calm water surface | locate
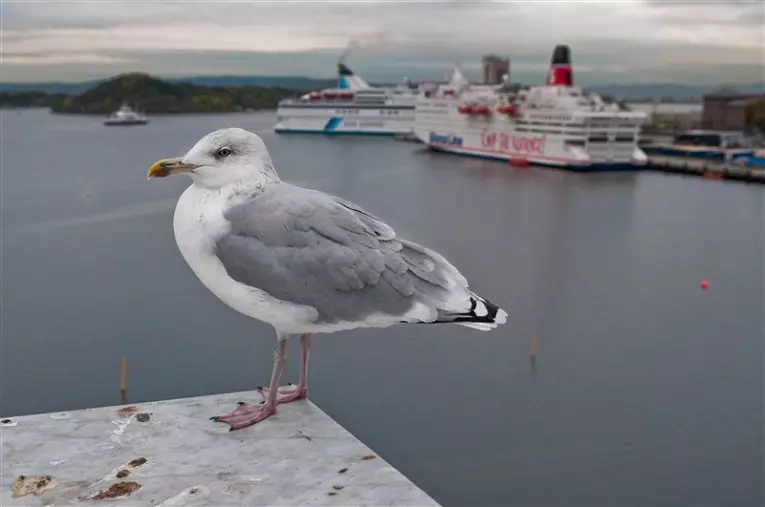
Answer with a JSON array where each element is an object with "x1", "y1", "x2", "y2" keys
[{"x1": 2, "y1": 109, "x2": 762, "y2": 506}]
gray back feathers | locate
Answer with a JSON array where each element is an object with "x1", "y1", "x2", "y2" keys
[{"x1": 214, "y1": 183, "x2": 470, "y2": 325}]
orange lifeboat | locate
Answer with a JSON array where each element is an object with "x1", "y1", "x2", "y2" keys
[
  {"x1": 338, "y1": 92, "x2": 354, "y2": 100},
  {"x1": 497, "y1": 104, "x2": 517, "y2": 115},
  {"x1": 458, "y1": 105, "x2": 474, "y2": 114},
  {"x1": 323, "y1": 91, "x2": 337, "y2": 100}
]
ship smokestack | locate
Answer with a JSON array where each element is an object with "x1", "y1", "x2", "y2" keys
[
  {"x1": 337, "y1": 62, "x2": 354, "y2": 89},
  {"x1": 338, "y1": 62, "x2": 354, "y2": 77},
  {"x1": 336, "y1": 60, "x2": 370, "y2": 90},
  {"x1": 546, "y1": 44, "x2": 573, "y2": 87}
]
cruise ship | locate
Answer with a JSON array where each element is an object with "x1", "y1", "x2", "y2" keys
[
  {"x1": 274, "y1": 61, "x2": 416, "y2": 135},
  {"x1": 413, "y1": 45, "x2": 649, "y2": 171}
]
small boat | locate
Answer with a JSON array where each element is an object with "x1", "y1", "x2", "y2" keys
[{"x1": 104, "y1": 103, "x2": 148, "y2": 126}]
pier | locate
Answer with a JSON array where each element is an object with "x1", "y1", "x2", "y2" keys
[
  {"x1": 646, "y1": 155, "x2": 765, "y2": 183},
  {"x1": 1, "y1": 393, "x2": 439, "y2": 506}
]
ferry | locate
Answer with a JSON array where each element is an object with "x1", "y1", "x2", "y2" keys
[
  {"x1": 274, "y1": 60, "x2": 416, "y2": 135},
  {"x1": 413, "y1": 45, "x2": 649, "y2": 171},
  {"x1": 103, "y1": 102, "x2": 148, "y2": 126}
]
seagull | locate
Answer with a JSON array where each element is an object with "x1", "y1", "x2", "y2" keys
[{"x1": 148, "y1": 128, "x2": 507, "y2": 431}]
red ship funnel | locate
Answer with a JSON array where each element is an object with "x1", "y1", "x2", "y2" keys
[{"x1": 546, "y1": 44, "x2": 573, "y2": 86}]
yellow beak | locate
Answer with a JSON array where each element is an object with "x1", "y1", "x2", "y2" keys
[{"x1": 147, "y1": 157, "x2": 196, "y2": 179}]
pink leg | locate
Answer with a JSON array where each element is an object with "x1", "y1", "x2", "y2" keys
[
  {"x1": 259, "y1": 334, "x2": 311, "y2": 404},
  {"x1": 211, "y1": 339, "x2": 286, "y2": 431}
]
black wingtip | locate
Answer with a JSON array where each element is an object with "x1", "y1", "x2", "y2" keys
[{"x1": 430, "y1": 294, "x2": 504, "y2": 325}]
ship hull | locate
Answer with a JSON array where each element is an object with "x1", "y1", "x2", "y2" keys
[
  {"x1": 428, "y1": 143, "x2": 644, "y2": 171},
  {"x1": 274, "y1": 104, "x2": 415, "y2": 136},
  {"x1": 414, "y1": 109, "x2": 647, "y2": 172},
  {"x1": 104, "y1": 119, "x2": 148, "y2": 126}
]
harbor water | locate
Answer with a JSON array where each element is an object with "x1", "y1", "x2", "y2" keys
[{"x1": 1, "y1": 109, "x2": 762, "y2": 506}]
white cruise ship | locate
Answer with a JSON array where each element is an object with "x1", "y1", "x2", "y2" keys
[
  {"x1": 274, "y1": 61, "x2": 416, "y2": 135},
  {"x1": 413, "y1": 45, "x2": 649, "y2": 171}
]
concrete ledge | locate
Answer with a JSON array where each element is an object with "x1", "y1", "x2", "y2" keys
[{"x1": 1, "y1": 392, "x2": 439, "y2": 506}]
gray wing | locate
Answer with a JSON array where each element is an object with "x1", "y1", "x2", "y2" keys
[{"x1": 215, "y1": 183, "x2": 471, "y2": 326}]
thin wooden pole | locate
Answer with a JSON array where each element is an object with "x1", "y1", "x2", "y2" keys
[{"x1": 120, "y1": 357, "x2": 128, "y2": 405}]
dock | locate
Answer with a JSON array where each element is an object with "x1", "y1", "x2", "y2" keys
[
  {"x1": 393, "y1": 132, "x2": 422, "y2": 143},
  {"x1": 647, "y1": 155, "x2": 765, "y2": 183},
  {"x1": 1, "y1": 392, "x2": 439, "y2": 506}
]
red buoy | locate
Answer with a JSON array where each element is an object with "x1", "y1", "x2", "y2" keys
[{"x1": 700, "y1": 280, "x2": 709, "y2": 290}]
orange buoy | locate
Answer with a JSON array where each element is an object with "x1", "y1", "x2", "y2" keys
[{"x1": 700, "y1": 280, "x2": 709, "y2": 290}]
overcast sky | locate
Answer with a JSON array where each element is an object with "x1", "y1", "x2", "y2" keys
[{"x1": 1, "y1": 0, "x2": 763, "y2": 85}]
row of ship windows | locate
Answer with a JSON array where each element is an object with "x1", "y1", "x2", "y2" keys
[
  {"x1": 334, "y1": 109, "x2": 402, "y2": 115},
  {"x1": 511, "y1": 128, "x2": 637, "y2": 139},
  {"x1": 527, "y1": 115, "x2": 574, "y2": 122},
  {"x1": 513, "y1": 121, "x2": 640, "y2": 129},
  {"x1": 421, "y1": 122, "x2": 637, "y2": 138},
  {"x1": 564, "y1": 137, "x2": 636, "y2": 146},
  {"x1": 418, "y1": 112, "x2": 638, "y2": 129}
]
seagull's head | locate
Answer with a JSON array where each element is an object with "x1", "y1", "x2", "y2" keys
[{"x1": 148, "y1": 128, "x2": 280, "y2": 189}]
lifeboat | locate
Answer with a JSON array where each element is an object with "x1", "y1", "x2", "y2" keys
[
  {"x1": 338, "y1": 92, "x2": 355, "y2": 100},
  {"x1": 443, "y1": 89, "x2": 455, "y2": 97},
  {"x1": 474, "y1": 105, "x2": 491, "y2": 115},
  {"x1": 458, "y1": 105, "x2": 474, "y2": 114},
  {"x1": 323, "y1": 91, "x2": 338, "y2": 100},
  {"x1": 497, "y1": 104, "x2": 517, "y2": 115}
]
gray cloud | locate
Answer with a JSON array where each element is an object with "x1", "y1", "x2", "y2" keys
[{"x1": 1, "y1": 0, "x2": 762, "y2": 84}]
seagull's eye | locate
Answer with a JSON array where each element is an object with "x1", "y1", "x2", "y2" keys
[{"x1": 216, "y1": 147, "x2": 232, "y2": 158}]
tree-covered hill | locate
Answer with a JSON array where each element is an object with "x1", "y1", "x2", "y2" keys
[{"x1": 1, "y1": 73, "x2": 302, "y2": 114}]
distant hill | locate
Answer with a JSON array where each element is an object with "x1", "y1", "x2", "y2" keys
[
  {"x1": 586, "y1": 83, "x2": 764, "y2": 102},
  {"x1": 1, "y1": 75, "x2": 335, "y2": 95},
  {"x1": 2, "y1": 72, "x2": 763, "y2": 105},
  {"x1": 173, "y1": 75, "x2": 336, "y2": 90},
  {"x1": 35, "y1": 73, "x2": 302, "y2": 114},
  {"x1": 0, "y1": 90, "x2": 66, "y2": 109},
  {"x1": 1, "y1": 80, "x2": 102, "y2": 95}
]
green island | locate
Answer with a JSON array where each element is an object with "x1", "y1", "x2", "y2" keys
[{"x1": 0, "y1": 73, "x2": 302, "y2": 114}]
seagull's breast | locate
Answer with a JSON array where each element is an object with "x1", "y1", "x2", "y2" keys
[{"x1": 172, "y1": 184, "x2": 317, "y2": 331}]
